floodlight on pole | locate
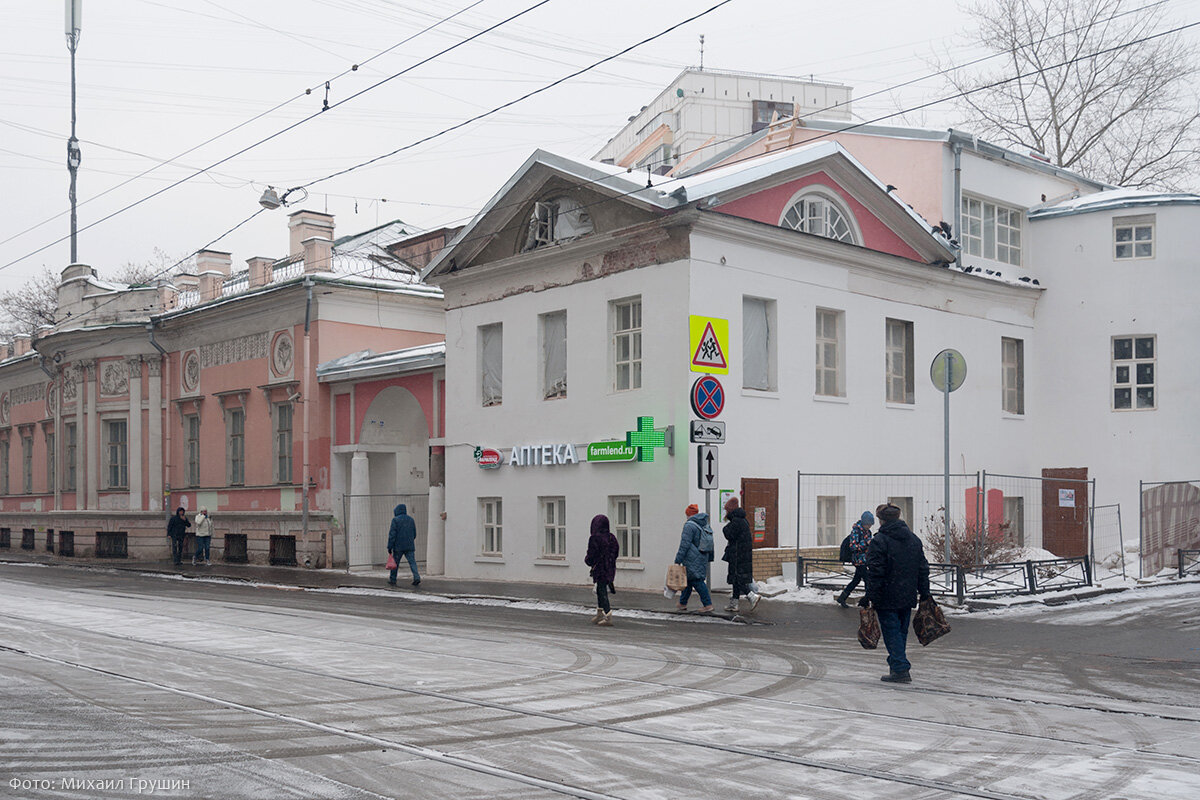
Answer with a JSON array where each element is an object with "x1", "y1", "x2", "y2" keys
[{"x1": 65, "y1": 0, "x2": 83, "y2": 264}]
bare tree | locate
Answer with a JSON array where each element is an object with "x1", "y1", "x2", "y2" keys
[
  {"x1": 944, "y1": 0, "x2": 1200, "y2": 189},
  {"x1": 111, "y1": 247, "x2": 181, "y2": 286},
  {"x1": 0, "y1": 266, "x2": 61, "y2": 337}
]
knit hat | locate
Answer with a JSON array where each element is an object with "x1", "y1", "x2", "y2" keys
[
  {"x1": 860, "y1": 511, "x2": 874, "y2": 525},
  {"x1": 878, "y1": 504, "x2": 901, "y2": 522},
  {"x1": 724, "y1": 496, "x2": 740, "y2": 513},
  {"x1": 685, "y1": 503, "x2": 699, "y2": 517}
]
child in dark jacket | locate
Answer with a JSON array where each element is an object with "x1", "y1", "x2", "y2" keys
[{"x1": 584, "y1": 514, "x2": 620, "y2": 626}]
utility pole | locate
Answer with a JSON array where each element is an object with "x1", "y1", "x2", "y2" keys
[{"x1": 65, "y1": 0, "x2": 83, "y2": 263}]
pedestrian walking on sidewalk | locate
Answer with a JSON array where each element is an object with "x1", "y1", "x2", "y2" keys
[
  {"x1": 721, "y1": 497, "x2": 759, "y2": 613},
  {"x1": 674, "y1": 503, "x2": 714, "y2": 613},
  {"x1": 862, "y1": 503, "x2": 931, "y2": 683},
  {"x1": 584, "y1": 514, "x2": 620, "y2": 626},
  {"x1": 836, "y1": 511, "x2": 874, "y2": 607},
  {"x1": 167, "y1": 507, "x2": 190, "y2": 566},
  {"x1": 192, "y1": 507, "x2": 213, "y2": 565},
  {"x1": 386, "y1": 503, "x2": 421, "y2": 586}
]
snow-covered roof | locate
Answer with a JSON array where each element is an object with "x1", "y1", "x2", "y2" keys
[
  {"x1": 1029, "y1": 188, "x2": 1200, "y2": 219},
  {"x1": 316, "y1": 342, "x2": 445, "y2": 383}
]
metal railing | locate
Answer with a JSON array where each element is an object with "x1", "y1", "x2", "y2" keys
[
  {"x1": 1179, "y1": 549, "x2": 1200, "y2": 579},
  {"x1": 798, "y1": 555, "x2": 1091, "y2": 601}
]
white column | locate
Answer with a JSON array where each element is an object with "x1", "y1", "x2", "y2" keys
[
  {"x1": 147, "y1": 359, "x2": 162, "y2": 511},
  {"x1": 127, "y1": 358, "x2": 143, "y2": 510},
  {"x1": 427, "y1": 484, "x2": 445, "y2": 576},
  {"x1": 84, "y1": 362, "x2": 99, "y2": 510},
  {"x1": 348, "y1": 451, "x2": 370, "y2": 569}
]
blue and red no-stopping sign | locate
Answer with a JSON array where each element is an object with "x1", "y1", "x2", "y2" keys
[{"x1": 690, "y1": 375, "x2": 725, "y2": 419}]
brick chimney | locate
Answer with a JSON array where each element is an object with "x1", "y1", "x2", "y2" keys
[
  {"x1": 247, "y1": 256, "x2": 274, "y2": 288},
  {"x1": 303, "y1": 236, "x2": 333, "y2": 274},
  {"x1": 157, "y1": 281, "x2": 179, "y2": 311},
  {"x1": 195, "y1": 250, "x2": 232, "y2": 276},
  {"x1": 288, "y1": 210, "x2": 334, "y2": 257},
  {"x1": 198, "y1": 271, "x2": 225, "y2": 302},
  {"x1": 13, "y1": 334, "x2": 31, "y2": 357},
  {"x1": 174, "y1": 272, "x2": 199, "y2": 294}
]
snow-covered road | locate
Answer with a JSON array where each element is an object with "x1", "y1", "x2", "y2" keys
[{"x1": 0, "y1": 564, "x2": 1196, "y2": 799}]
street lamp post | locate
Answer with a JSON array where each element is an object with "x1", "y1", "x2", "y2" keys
[{"x1": 65, "y1": 0, "x2": 83, "y2": 263}]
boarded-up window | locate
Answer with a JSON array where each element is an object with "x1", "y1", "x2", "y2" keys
[
  {"x1": 479, "y1": 323, "x2": 503, "y2": 407},
  {"x1": 541, "y1": 311, "x2": 567, "y2": 399},
  {"x1": 743, "y1": 297, "x2": 773, "y2": 391}
]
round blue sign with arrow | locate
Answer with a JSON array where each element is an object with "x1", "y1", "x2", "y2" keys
[{"x1": 690, "y1": 375, "x2": 725, "y2": 420}]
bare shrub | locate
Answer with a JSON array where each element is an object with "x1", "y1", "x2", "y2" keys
[{"x1": 921, "y1": 513, "x2": 1021, "y2": 567}]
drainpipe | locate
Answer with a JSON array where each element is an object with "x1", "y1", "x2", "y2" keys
[
  {"x1": 302, "y1": 278, "x2": 313, "y2": 557},
  {"x1": 952, "y1": 142, "x2": 963, "y2": 261}
]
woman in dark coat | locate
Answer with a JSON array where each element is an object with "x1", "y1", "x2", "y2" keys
[
  {"x1": 722, "y1": 497, "x2": 760, "y2": 613},
  {"x1": 166, "y1": 507, "x2": 190, "y2": 566},
  {"x1": 584, "y1": 514, "x2": 620, "y2": 626}
]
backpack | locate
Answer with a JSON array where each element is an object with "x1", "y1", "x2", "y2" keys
[
  {"x1": 839, "y1": 534, "x2": 853, "y2": 563},
  {"x1": 699, "y1": 528, "x2": 714, "y2": 556}
]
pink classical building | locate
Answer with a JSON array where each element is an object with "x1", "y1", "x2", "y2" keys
[{"x1": 0, "y1": 210, "x2": 445, "y2": 568}]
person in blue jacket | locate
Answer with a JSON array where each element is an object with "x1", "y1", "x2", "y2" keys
[
  {"x1": 674, "y1": 503, "x2": 714, "y2": 613},
  {"x1": 836, "y1": 510, "x2": 875, "y2": 607},
  {"x1": 386, "y1": 504, "x2": 421, "y2": 586}
]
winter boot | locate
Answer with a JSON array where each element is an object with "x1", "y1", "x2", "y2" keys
[
  {"x1": 746, "y1": 591, "x2": 761, "y2": 612},
  {"x1": 724, "y1": 598, "x2": 739, "y2": 612},
  {"x1": 597, "y1": 611, "x2": 613, "y2": 627},
  {"x1": 591, "y1": 608, "x2": 604, "y2": 624},
  {"x1": 881, "y1": 671, "x2": 912, "y2": 684},
  {"x1": 835, "y1": 593, "x2": 849, "y2": 607}
]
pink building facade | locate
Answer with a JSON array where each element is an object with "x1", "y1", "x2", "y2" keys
[{"x1": 0, "y1": 210, "x2": 444, "y2": 568}]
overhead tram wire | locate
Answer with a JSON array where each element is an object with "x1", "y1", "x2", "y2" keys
[{"x1": 0, "y1": 0, "x2": 503, "y2": 262}]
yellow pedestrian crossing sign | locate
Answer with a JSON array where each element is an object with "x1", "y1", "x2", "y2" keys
[{"x1": 689, "y1": 316, "x2": 728, "y2": 374}]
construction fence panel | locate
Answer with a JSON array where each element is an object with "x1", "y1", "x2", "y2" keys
[
  {"x1": 980, "y1": 472, "x2": 1095, "y2": 559},
  {"x1": 1090, "y1": 504, "x2": 1126, "y2": 579},
  {"x1": 1140, "y1": 480, "x2": 1200, "y2": 579},
  {"x1": 342, "y1": 494, "x2": 429, "y2": 571}
]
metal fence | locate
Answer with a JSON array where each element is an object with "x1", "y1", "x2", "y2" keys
[
  {"x1": 797, "y1": 555, "x2": 1091, "y2": 601},
  {"x1": 341, "y1": 493, "x2": 429, "y2": 570},
  {"x1": 979, "y1": 472, "x2": 1095, "y2": 560},
  {"x1": 1140, "y1": 480, "x2": 1200, "y2": 578},
  {"x1": 1178, "y1": 549, "x2": 1200, "y2": 579},
  {"x1": 1090, "y1": 503, "x2": 1126, "y2": 579}
]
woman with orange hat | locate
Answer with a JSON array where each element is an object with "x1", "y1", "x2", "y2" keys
[{"x1": 673, "y1": 503, "x2": 714, "y2": 613}]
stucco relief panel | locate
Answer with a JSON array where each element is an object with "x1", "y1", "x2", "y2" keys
[
  {"x1": 46, "y1": 383, "x2": 58, "y2": 417},
  {"x1": 99, "y1": 360, "x2": 129, "y2": 396},
  {"x1": 181, "y1": 351, "x2": 201, "y2": 394},
  {"x1": 270, "y1": 330, "x2": 294, "y2": 379}
]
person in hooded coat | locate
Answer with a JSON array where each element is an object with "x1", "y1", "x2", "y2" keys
[
  {"x1": 674, "y1": 503, "x2": 714, "y2": 613},
  {"x1": 721, "y1": 497, "x2": 760, "y2": 613},
  {"x1": 386, "y1": 503, "x2": 421, "y2": 586},
  {"x1": 166, "y1": 507, "x2": 190, "y2": 566},
  {"x1": 584, "y1": 514, "x2": 620, "y2": 626},
  {"x1": 862, "y1": 503, "x2": 931, "y2": 683},
  {"x1": 836, "y1": 510, "x2": 875, "y2": 607}
]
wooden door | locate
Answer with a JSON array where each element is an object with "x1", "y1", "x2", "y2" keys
[
  {"x1": 741, "y1": 478, "x2": 779, "y2": 548},
  {"x1": 1041, "y1": 467, "x2": 1088, "y2": 557}
]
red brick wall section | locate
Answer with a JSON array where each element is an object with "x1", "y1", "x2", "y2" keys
[{"x1": 752, "y1": 546, "x2": 839, "y2": 579}]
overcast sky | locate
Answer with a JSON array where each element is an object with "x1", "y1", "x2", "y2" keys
[{"x1": 1, "y1": 0, "x2": 1184, "y2": 293}]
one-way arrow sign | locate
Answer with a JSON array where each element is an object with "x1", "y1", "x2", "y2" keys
[{"x1": 697, "y1": 445, "x2": 718, "y2": 490}]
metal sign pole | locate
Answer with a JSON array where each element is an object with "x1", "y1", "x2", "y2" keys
[{"x1": 943, "y1": 352, "x2": 952, "y2": 564}]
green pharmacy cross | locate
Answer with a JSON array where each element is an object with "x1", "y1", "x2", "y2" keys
[{"x1": 625, "y1": 416, "x2": 667, "y2": 462}]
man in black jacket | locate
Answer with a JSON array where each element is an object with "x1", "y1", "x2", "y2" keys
[{"x1": 861, "y1": 503, "x2": 930, "y2": 683}]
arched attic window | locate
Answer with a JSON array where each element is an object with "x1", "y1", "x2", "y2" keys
[
  {"x1": 520, "y1": 195, "x2": 594, "y2": 253},
  {"x1": 779, "y1": 189, "x2": 859, "y2": 245}
]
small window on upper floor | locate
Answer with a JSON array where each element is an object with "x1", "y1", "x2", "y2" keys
[
  {"x1": 781, "y1": 191, "x2": 858, "y2": 244},
  {"x1": 962, "y1": 194, "x2": 1022, "y2": 266},
  {"x1": 1114, "y1": 215, "x2": 1154, "y2": 260},
  {"x1": 520, "y1": 196, "x2": 594, "y2": 253}
]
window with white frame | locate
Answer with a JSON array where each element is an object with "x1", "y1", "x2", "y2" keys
[
  {"x1": 817, "y1": 496, "x2": 844, "y2": 546},
  {"x1": 781, "y1": 191, "x2": 857, "y2": 243},
  {"x1": 1114, "y1": 216, "x2": 1154, "y2": 260},
  {"x1": 1002, "y1": 337, "x2": 1024, "y2": 414},
  {"x1": 887, "y1": 496, "x2": 913, "y2": 526},
  {"x1": 743, "y1": 296, "x2": 776, "y2": 391},
  {"x1": 540, "y1": 310, "x2": 567, "y2": 399},
  {"x1": 64, "y1": 423, "x2": 76, "y2": 492},
  {"x1": 885, "y1": 318, "x2": 914, "y2": 404},
  {"x1": 1002, "y1": 496, "x2": 1025, "y2": 546},
  {"x1": 612, "y1": 298, "x2": 642, "y2": 391},
  {"x1": 274, "y1": 403, "x2": 293, "y2": 482},
  {"x1": 539, "y1": 496, "x2": 567, "y2": 557},
  {"x1": 479, "y1": 323, "x2": 503, "y2": 407},
  {"x1": 480, "y1": 498, "x2": 503, "y2": 556},
  {"x1": 105, "y1": 419, "x2": 128, "y2": 490},
  {"x1": 227, "y1": 408, "x2": 245, "y2": 485},
  {"x1": 961, "y1": 195, "x2": 1022, "y2": 266},
  {"x1": 1112, "y1": 335, "x2": 1156, "y2": 410},
  {"x1": 21, "y1": 435, "x2": 32, "y2": 494},
  {"x1": 611, "y1": 496, "x2": 640, "y2": 559},
  {"x1": 185, "y1": 414, "x2": 200, "y2": 487},
  {"x1": 815, "y1": 308, "x2": 845, "y2": 397},
  {"x1": 45, "y1": 432, "x2": 55, "y2": 494}
]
